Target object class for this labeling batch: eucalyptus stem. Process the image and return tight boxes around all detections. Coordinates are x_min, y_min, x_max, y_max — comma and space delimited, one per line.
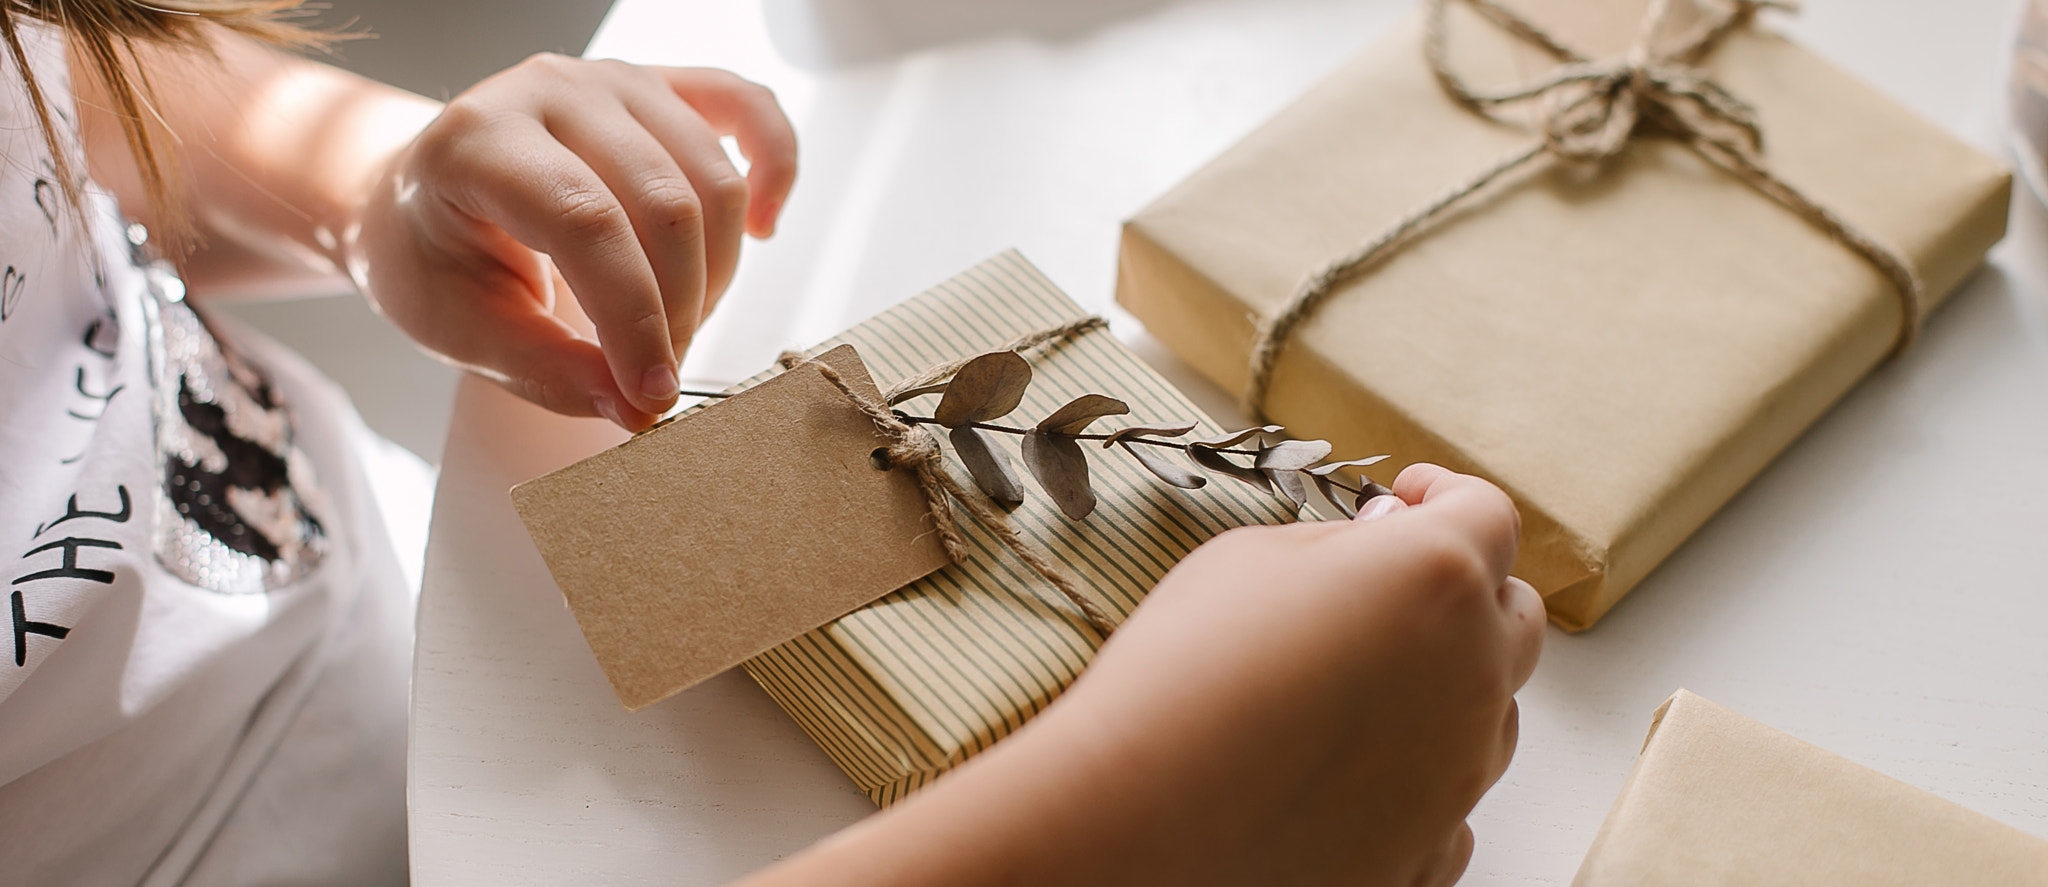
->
900, 415, 1253, 452
675, 387, 1384, 503
893, 414, 1370, 499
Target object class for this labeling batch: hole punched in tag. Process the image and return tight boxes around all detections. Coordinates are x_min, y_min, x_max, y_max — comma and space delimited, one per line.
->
869, 447, 894, 471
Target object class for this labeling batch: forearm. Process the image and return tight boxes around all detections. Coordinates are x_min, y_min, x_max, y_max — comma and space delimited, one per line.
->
734, 667, 1267, 887
735, 705, 1123, 887
72, 31, 440, 298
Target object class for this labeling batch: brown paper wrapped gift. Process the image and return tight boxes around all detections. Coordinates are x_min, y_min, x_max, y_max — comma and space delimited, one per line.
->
731, 253, 1303, 805
1576, 691, 2048, 885
1116, 0, 2010, 629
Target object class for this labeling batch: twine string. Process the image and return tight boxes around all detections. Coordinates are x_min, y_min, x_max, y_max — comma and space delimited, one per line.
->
1243, 0, 1923, 419
778, 317, 1118, 636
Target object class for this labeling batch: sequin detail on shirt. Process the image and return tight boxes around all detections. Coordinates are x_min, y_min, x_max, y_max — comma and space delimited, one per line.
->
144, 257, 326, 594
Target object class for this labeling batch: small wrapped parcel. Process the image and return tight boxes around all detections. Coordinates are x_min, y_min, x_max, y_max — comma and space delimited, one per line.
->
1118, 0, 2010, 628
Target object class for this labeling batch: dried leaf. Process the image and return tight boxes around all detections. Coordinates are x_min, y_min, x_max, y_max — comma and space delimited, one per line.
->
1306, 456, 1391, 518
1118, 441, 1207, 489
1304, 455, 1392, 476
1312, 473, 1359, 519
1037, 394, 1130, 434
1189, 446, 1272, 494
1355, 481, 1395, 514
885, 381, 952, 407
1253, 439, 1334, 471
933, 352, 1032, 426
1100, 421, 1199, 448
1268, 468, 1309, 511
951, 426, 1025, 504
1190, 425, 1284, 451
1023, 429, 1096, 519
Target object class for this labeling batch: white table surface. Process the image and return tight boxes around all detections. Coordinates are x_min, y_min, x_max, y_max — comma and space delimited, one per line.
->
408, 0, 2048, 883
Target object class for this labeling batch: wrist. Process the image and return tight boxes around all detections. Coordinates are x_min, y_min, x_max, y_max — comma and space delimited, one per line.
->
336, 139, 412, 296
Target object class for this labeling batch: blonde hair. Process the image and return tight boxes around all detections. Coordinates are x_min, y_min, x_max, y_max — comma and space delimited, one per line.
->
1, 0, 333, 250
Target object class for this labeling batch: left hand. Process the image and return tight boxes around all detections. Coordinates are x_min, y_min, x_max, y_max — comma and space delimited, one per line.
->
345, 55, 798, 429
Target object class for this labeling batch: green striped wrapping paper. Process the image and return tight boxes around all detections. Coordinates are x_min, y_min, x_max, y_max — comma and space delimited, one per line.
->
736, 252, 1303, 806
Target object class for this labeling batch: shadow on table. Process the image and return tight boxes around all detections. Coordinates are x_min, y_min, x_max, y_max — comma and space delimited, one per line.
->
763, 0, 1185, 68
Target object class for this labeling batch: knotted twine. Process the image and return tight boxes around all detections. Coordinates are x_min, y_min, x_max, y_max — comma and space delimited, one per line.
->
1242, 0, 1926, 420
777, 316, 1118, 636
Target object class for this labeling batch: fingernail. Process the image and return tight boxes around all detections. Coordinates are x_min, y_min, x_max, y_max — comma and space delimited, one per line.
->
1354, 494, 1403, 522
642, 365, 680, 401
593, 394, 625, 428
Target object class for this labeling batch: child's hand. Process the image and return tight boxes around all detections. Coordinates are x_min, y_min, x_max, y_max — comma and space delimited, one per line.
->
744, 464, 1543, 887
347, 56, 797, 429
1033, 462, 1545, 886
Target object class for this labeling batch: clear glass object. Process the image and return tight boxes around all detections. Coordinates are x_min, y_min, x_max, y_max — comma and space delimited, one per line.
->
2010, 0, 2048, 205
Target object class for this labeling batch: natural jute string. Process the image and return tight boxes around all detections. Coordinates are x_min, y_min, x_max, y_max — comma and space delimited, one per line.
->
1242, 0, 1925, 419
778, 316, 1117, 636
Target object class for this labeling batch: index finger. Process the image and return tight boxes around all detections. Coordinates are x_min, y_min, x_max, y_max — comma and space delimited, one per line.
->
657, 68, 798, 237
435, 120, 678, 415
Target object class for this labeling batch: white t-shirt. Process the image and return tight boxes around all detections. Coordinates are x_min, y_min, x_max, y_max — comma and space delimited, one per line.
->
0, 25, 413, 886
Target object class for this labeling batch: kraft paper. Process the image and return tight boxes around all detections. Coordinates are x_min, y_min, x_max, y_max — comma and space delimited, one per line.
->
1117, 0, 2010, 628
1576, 691, 2048, 886
511, 345, 952, 711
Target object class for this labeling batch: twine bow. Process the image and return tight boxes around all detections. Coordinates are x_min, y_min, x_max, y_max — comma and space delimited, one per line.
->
1244, 0, 1926, 419
780, 317, 1118, 636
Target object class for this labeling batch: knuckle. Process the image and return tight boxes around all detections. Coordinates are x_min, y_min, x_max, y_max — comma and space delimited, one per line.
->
513, 370, 566, 414
1474, 481, 1522, 542
1451, 764, 1496, 811
520, 51, 576, 75
556, 188, 632, 245
620, 306, 669, 339
432, 96, 490, 132
738, 78, 778, 106
628, 62, 671, 88
416, 101, 492, 164
704, 174, 749, 213
694, 68, 778, 108
1410, 529, 1495, 599
641, 181, 705, 233
692, 66, 745, 89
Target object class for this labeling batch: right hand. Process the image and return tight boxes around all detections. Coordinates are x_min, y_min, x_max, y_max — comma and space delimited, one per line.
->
1034, 462, 1545, 886
736, 464, 1543, 887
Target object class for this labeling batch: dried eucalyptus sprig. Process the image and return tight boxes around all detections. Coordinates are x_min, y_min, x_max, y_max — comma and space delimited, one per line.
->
676, 348, 1395, 520
877, 351, 1393, 520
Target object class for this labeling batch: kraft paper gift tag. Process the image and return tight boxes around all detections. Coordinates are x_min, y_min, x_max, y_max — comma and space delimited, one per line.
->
512, 345, 953, 711
1117, 0, 2010, 629
1576, 691, 2048, 886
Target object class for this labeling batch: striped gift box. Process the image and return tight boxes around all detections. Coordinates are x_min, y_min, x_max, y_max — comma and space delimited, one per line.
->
742, 251, 1304, 805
